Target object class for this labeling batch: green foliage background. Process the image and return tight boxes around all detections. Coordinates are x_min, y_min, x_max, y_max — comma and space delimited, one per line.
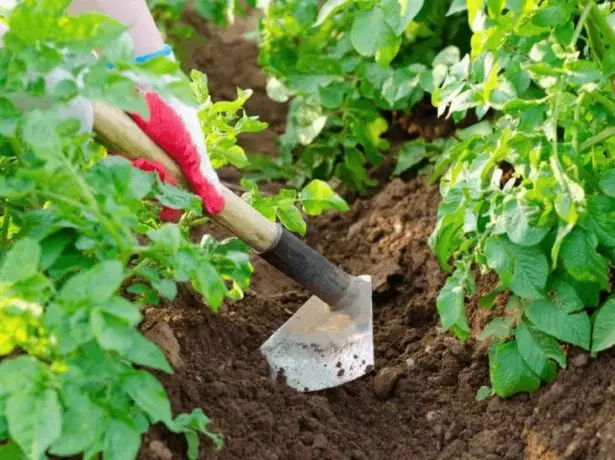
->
5, 0, 615, 458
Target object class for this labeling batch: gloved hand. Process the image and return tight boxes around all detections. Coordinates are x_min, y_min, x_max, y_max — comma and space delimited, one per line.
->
126, 72, 225, 216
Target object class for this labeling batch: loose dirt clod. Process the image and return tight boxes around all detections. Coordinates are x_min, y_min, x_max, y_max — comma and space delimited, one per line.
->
143, 321, 184, 371
147, 440, 173, 460
571, 352, 589, 368
373, 367, 405, 400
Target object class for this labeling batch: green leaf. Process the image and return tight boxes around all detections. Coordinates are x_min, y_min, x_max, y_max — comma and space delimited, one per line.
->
127, 332, 173, 373
446, 0, 467, 16
547, 273, 585, 313
211, 145, 250, 169
266, 77, 292, 103
148, 224, 183, 251
350, 7, 397, 58
467, 0, 486, 31
153, 279, 178, 301
156, 183, 201, 212
174, 409, 223, 452
436, 270, 470, 339
57, 14, 125, 50
91, 311, 172, 373
276, 204, 307, 235
314, 0, 353, 27
299, 180, 350, 215
381, 0, 425, 35
39, 231, 73, 271
123, 370, 173, 425
429, 188, 465, 271
503, 197, 549, 246
484, 236, 548, 300
532, 4, 570, 27
59, 260, 124, 306
375, 34, 402, 67
0, 99, 21, 137
393, 140, 427, 176
487, 0, 505, 16
96, 297, 142, 326
489, 341, 541, 398
9, 0, 70, 44
0, 408, 6, 441
192, 262, 227, 310
479, 317, 514, 341
190, 69, 210, 103
603, 49, 615, 77
49, 387, 106, 456
601, 169, 615, 197
6, 387, 62, 460
592, 297, 615, 354
290, 104, 328, 146
551, 157, 584, 224
0, 442, 26, 460
318, 82, 349, 109
586, 195, 615, 247
515, 323, 566, 380
0, 238, 40, 284
559, 227, 609, 290
0, 176, 35, 200
0, 357, 44, 394
83, 68, 146, 115
525, 299, 590, 349
103, 419, 141, 460
475, 386, 493, 401
91, 310, 134, 351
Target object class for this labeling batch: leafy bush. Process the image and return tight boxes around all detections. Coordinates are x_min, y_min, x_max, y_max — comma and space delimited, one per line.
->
429, 0, 615, 398
253, 0, 471, 191
0, 1, 346, 458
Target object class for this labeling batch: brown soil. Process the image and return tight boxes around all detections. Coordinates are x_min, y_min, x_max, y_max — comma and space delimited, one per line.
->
138, 13, 615, 460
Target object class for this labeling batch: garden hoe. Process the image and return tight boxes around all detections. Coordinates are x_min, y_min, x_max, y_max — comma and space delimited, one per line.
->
92, 102, 374, 392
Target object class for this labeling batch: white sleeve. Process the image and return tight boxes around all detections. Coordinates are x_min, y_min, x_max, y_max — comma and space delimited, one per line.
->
68, 0, 164, 56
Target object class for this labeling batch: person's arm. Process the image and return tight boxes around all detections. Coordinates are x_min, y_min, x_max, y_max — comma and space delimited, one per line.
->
68, 0, 164, 56
68, 1, 224, 215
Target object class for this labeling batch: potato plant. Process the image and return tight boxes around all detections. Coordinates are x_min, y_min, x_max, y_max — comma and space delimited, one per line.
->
429, 0, 615, 398
252, 0, 472, 191
0, 1, 346, 459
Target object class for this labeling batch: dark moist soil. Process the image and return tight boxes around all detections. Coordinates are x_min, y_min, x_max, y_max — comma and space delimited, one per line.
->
138, 13, 615, 460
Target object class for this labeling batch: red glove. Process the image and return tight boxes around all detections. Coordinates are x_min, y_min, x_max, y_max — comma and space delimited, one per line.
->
128, 91, 225, 221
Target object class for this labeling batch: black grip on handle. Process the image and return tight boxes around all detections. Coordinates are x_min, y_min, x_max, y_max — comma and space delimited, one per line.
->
260, 228, 352, 306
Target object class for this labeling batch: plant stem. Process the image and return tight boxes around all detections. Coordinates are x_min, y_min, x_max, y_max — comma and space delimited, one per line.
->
580, 126, 615, 150
573, 2, 594, 49
129, 258, 151, 278
60, 157, 132, 257
588, 1, 615, 50
188, 216, 209, 228
573, 93, 585, 153
0, 203, 10, 247
585, 14, 605, 61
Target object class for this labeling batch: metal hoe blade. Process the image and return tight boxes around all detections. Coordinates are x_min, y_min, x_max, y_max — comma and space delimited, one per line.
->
260, 275, 373, 392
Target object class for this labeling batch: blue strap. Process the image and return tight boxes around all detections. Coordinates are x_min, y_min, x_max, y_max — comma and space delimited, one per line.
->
106, 44, 174, 69
134, 44, 174, 64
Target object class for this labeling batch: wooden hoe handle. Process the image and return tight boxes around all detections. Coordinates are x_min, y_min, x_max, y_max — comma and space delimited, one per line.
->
92, 101, 280, 253
92, 101, 353, 307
